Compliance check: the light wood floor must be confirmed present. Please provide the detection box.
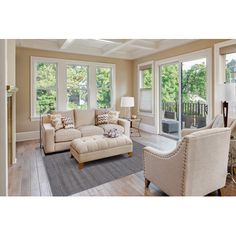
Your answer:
[9,131,236,196]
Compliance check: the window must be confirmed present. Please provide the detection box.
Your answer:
[33,61,57,117]
[96,66,112,108]
[66,64,89,110]
[31,57,115,119]
[138,62,153,114]
[225,53,236,83]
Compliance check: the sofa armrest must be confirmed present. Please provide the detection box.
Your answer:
[42,123,55,153]
[118,118,130,137]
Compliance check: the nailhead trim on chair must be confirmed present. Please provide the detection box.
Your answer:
[143,138,188,196]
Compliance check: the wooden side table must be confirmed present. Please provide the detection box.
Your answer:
[128,118,142,137]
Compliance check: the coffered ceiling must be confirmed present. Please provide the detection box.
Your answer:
[16,39,196,60]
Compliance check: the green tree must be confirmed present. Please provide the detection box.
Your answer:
[36,63,57,115]
[96,67,111,108]
[66,65,88,110]
[143,68,152,88]
[225,59,236,83]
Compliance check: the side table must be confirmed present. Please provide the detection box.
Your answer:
[128,118,142,137]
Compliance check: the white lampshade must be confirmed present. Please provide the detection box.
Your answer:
[120,97,134,107]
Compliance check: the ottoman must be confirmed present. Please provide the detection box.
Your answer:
[70,134,133,169]
[162,120,179,133]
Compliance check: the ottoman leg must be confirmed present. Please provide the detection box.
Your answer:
[70,154,74,159]
[128,152,133,157]
[78,162,84,170]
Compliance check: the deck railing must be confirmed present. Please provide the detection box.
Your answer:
[162,101,208,128]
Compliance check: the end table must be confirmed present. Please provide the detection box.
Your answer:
[128,118,142,137]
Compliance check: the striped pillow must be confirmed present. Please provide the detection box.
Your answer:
[62,117,74,129]
[97,114,108,125]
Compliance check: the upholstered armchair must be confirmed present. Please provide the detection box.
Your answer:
[143,128,231,196]
[181,114,236,137]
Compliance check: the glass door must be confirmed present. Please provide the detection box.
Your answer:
[181,58,208,129]
[159,57,209,139]
[160,62,181,139]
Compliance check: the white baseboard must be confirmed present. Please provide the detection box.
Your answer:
[139,123,157,134]
[16,131,39,142]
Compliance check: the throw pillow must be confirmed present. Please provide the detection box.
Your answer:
[50,114,63,130]
[95,109,110,125]
[108,111,120,124]
[62,117,74,129]
[97,114,109,125]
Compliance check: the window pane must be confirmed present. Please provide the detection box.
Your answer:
[96,67,112,108]
[225,53,236,83]
[141,68,152,88]
[139,66,152,113]
[36,62,57,115]
[66,65,88,110]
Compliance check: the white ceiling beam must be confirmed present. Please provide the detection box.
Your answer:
[58,39,76,50]
[102,39,137,55]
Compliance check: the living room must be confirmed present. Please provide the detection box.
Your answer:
[0,0,236,235]
[1,38,236,197]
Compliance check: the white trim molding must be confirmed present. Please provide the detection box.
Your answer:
[0,39,8,196]
[16,131,40,142]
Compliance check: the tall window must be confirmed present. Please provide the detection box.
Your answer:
[96,66,112,108]
[138,63,153,114]
[34,61,57,116]
[31,57,115,119]
[66,64,88,110]
[225,53,236,83]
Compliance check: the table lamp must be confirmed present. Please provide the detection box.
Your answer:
[120,97,134,119]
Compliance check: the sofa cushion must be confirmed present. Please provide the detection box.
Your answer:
[53,110,75,125]
[78,125,104,137]
[55,128,81,143]
[99,124,124,134]
[74,109,95,128]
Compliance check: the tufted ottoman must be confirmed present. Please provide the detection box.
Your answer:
[70,135,133,169]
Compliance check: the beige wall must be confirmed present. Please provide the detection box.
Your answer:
[133,39,227,126]
[16,47,133,133]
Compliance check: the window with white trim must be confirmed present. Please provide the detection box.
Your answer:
[96,66,112,108]
[66,64,89,110]
[31,57,115,119]
[138,62,153,114]
[33,60,58,117]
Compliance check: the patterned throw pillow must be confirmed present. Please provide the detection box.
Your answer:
[108,111,120,124]
[97,114,109,125]
[50,114,63,130]
[62,117,74,129]
[95,109,110,125]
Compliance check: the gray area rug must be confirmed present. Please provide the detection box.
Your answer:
[42,141,144,196]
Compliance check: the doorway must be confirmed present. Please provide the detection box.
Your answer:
[158,49,211,139]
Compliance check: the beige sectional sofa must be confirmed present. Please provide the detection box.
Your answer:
[42,109,130,154]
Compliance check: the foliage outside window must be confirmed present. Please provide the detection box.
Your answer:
[160,60,206,104]
[139,65,153,113]
[225,53,236,83]
[96,67,112,108]
[66,65,88,110]
[35,62,57,116]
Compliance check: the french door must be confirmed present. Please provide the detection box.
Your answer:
[159,52,211,139]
